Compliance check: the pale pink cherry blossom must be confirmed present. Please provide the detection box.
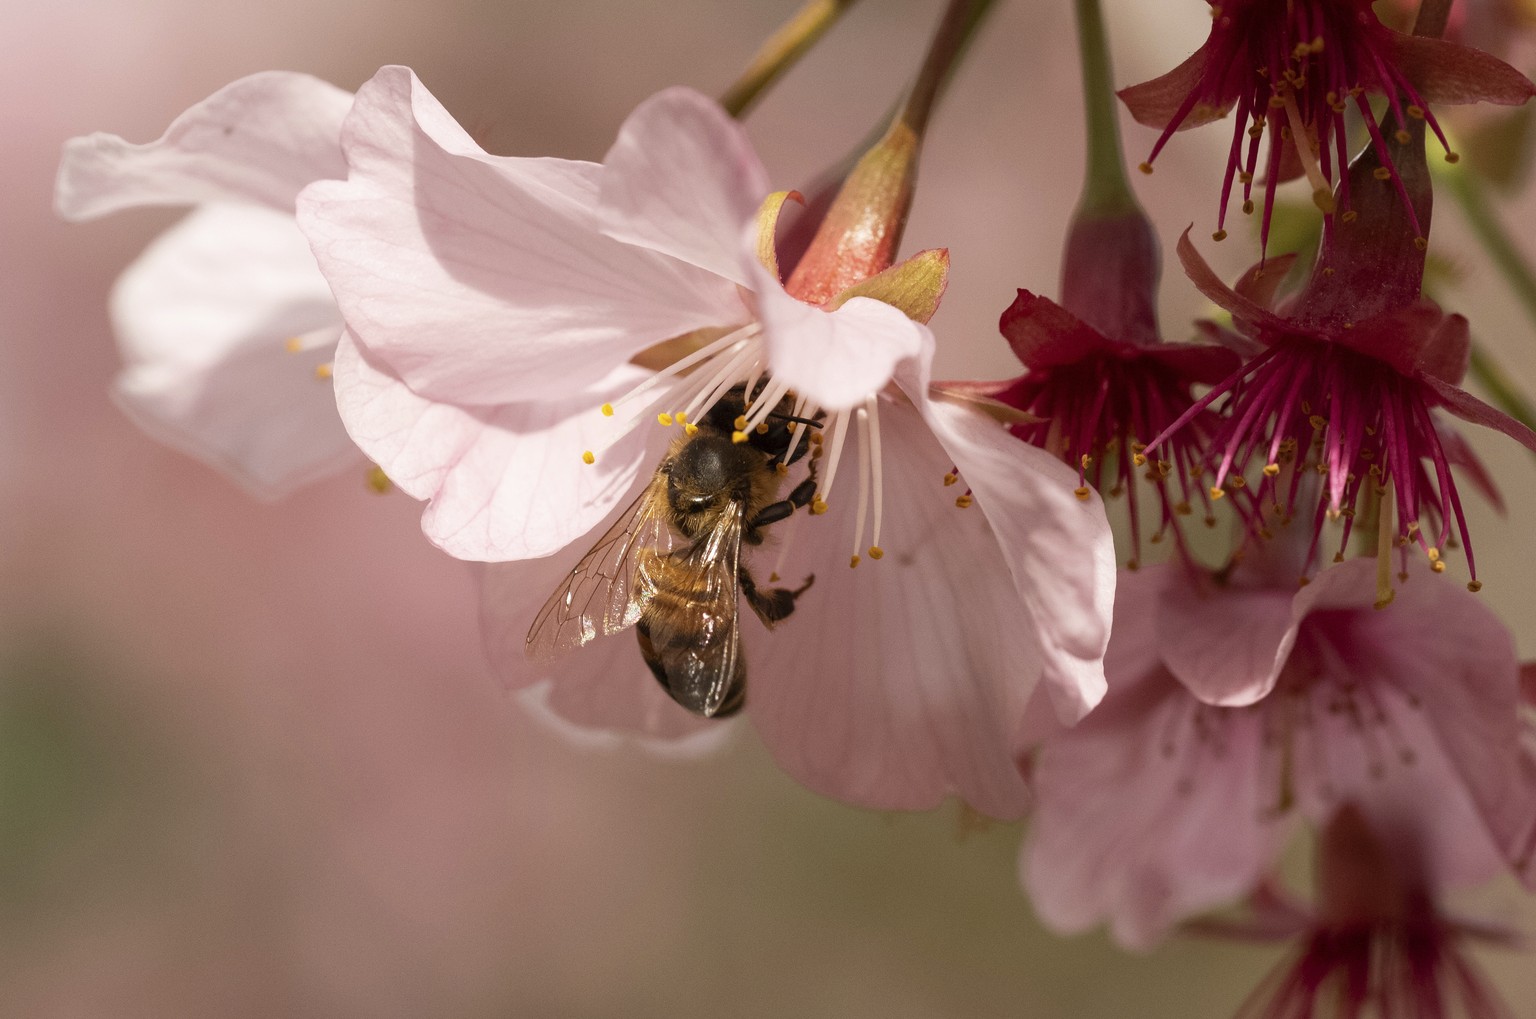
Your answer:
[1217,804,1522,1019]
[305,66,1116,816]
[1021,553,1536,950]
[55,72,361,497]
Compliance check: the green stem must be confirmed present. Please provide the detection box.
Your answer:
[1073,0,1135,215]
[719,0,860,118]
[898,0,999,138]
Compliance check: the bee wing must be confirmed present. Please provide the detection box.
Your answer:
[642,504,744,717]
[524,474,677,662]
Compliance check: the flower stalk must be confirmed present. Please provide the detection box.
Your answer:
[718,0,861,118]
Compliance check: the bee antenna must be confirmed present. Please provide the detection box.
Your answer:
[768,412,824,429]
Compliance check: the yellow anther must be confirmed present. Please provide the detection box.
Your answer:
[868,546,884,560]
[366,465,391,494]
[581,450,595,465]
[1427,547,1442,562]
[1374,589,1396,610]
[674,411,687,424]
[943,472,958,487]
[1212,229,1228,242]
[1080,453,1093,470]
[1373,166,1393,181]
[1132,453,1148,467]
[284,336,304,353]
[810,430,823,445]
[1309,414,1327,430]
[849,555,861,568]
[657,412,674,426]
[1242,200,1255,215]
[1175,502,1192,516]
[731,431,748,444]
[769,572,780,583]
[1413,237,1427,251]
[1341,210,1358,223]
[1210,486,1226,500]
[1262,463,1280,477]
[1407,105,1425,120]
[733,415,748,431]
[1444,151,1460,164]
[600,403,614,417]
[810,496,828,515]
[314,363,333,380]
[955,494,974,509]
[1138,161,1154,175]
[684,423,699,436]
[1467,580,1483,593]
[775,463,788,476]
[756,423,769,435]
[1228,475,1247,489]
[1073,486,1091,501]
[1431,560,1446,574]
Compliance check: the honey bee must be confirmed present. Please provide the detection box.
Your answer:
[525,387,820,717]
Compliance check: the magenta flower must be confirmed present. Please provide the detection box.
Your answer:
[55,72,361,497]
[987,208,1241,566]
[1153,229,1536,593]
[1120,0,1533,249]
[302,67,1117,816]
[1229,805,1519,1019]
[1021,558,1536,949]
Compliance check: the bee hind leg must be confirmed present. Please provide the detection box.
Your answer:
[740,568,814,627]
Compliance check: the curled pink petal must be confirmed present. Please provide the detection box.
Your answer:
[599,87,770,286]
[57,71,351,219]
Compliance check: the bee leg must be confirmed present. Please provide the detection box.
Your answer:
[740,568,815,627]
[748,478,817,530]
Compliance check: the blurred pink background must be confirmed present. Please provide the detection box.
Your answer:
[5,1,1535,1015]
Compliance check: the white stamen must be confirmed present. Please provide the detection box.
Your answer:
[678,342,763,426]
[851,406,871,562]
[866,396,884,551]
[817,409,854,507]
[606,323,759,426]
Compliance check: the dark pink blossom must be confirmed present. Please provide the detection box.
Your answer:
[1120,0,1534,251]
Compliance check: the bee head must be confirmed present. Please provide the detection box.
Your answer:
[667,433,759,515]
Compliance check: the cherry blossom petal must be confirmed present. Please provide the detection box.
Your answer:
[916,390,1115,725]
[298,66,746,407]
[333,332,655,560]
[1423,373,1536,453]
[751,255,925,413]
[598,87,770,287]
[1305,564,1533,888]
[1159,570,1298,707]
[1386,33,1536,106]
[478,557,729,753]
[110,203,356,497]
[1023,662,1286,950]
[746,396,1049,818]
[1117,40,1230,129]
[1176,228,1292,335]
[56,71,350,220]
[997,290,1113,370]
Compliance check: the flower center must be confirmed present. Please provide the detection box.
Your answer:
[581,325,891,569]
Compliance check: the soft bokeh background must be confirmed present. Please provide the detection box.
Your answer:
[5,0,1536,1015]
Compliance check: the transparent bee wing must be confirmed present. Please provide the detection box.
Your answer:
[641,506,744,716]
[525,473,678,662]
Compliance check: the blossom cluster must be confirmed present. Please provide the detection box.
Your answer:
[56,0,1536,1012]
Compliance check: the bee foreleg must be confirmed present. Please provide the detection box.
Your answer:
[739,568,815,627]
